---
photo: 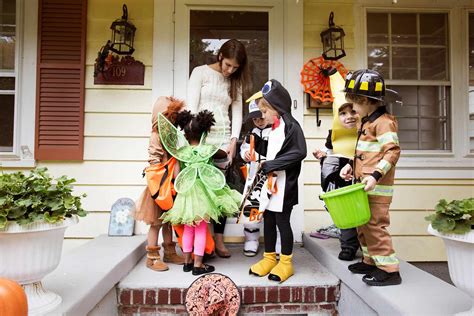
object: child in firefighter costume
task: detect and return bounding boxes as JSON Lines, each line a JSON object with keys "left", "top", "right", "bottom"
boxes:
{"left": 158, "top": 109, "right": 241, "bottom": 275}
{"left": 133, "top": 97, "right": 185, "bottom": 271}
{"left": 247, "top": 80, "right": 307, "bottom": 283}
{"left": 340, "top": 69, "right": 402, "bottom": 286}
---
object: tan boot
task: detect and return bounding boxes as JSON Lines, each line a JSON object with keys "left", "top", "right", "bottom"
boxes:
{"left": 146, "top": 246, "right": 169, "bottom": 271}
{"left": 162, "top": 242, "right": 185, "bottom": 265}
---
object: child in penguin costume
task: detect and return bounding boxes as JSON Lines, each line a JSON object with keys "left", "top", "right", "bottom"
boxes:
{"left": 246, "top": 79, "right": 307, "bottom": 283}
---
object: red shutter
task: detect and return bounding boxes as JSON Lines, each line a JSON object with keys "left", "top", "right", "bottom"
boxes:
{"left": 35, "top": 0, "right": 87, "bottom": 160}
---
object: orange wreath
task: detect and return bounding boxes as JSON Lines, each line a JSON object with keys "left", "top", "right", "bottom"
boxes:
{"left": 300, "top": 56, "right": 348, "bottom": 103}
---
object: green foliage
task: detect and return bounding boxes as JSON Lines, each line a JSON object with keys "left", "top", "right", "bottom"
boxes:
{"left": 425, "top": 198, "right": 474, "bottom": 234}
{"left": 0, "top": 168, "right": 87, "bottom": 229}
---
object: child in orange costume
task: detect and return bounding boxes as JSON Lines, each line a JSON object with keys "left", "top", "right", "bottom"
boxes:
{"left": 134, "top": 97, "right": 186, "bottom": 271}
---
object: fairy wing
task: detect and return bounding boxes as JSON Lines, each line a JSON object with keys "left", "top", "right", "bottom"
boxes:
{"left": 198, "top": 108, "right": 226, "bottom": 159}
{"left": 198, "top": 163, "right": 226, "bottom": 191}
{"left": 157, "top": 113, "right": 194, "bottom": 163}
{"left": 174, "top": 165, "right": 198, "bottom": 193}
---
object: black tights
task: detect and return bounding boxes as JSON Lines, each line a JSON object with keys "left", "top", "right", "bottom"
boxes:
{"left": 264, "top": 206, "right": 293, "bottom": 255}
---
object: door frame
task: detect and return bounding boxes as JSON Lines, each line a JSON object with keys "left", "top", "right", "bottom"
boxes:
{"left": 152, "top": 0, "right": 305, "bottom": 241}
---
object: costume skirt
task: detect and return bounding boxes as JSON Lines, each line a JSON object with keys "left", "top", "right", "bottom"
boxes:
{"left": 160, "top": 179, "right": 241, "bottom": 226}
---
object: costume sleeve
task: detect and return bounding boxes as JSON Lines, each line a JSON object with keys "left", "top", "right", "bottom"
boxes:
{"left": 240, "top": 135, "right": 250, "bottom": 160}
{"left": 230, "top": 86, "right": 243, "bottom": 139}
{"left": 373, "top": 118, "right": 400, "bottom": 179}
{"left": 325, "top": 130, "right": 333, "bottom": 150}
{"left": 251, "top": 132, "right": 268, "bottom": 157}
{"left": 187, "top": 66, "right": 202, "bottom": 113}
{"left": 262, "top": 120, "right": 307, "bottom": 173}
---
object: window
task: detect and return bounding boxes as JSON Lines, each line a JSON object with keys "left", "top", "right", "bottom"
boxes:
{"left": 0, "top": 0, "right": 16, "bottom": 153}
{"left": 366, "top": 12, "right": 450, "bottom": 150}
{"left": 469, "top": 12, "right": 474, "bottom": 153}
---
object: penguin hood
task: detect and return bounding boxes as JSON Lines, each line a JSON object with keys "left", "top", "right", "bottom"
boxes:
{"left": 263, "top": 79, "right": 292, "bottom": 115}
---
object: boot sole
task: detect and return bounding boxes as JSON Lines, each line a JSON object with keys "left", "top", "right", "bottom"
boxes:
{"left": 243, "top": 250, "right": 258, "bottom": 257}
{"left": 249, "top": 269, "right": 266, "bottom": 277}
{"left": 147, "top": 265, "right": 169, "bottom": 272}
{"left": 363, "top": 277, "right": 402, "bottom": 286}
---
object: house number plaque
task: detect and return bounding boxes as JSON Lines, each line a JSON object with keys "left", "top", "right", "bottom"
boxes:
{"left": 94, "top": 55, "right": 145, "bottom": 85}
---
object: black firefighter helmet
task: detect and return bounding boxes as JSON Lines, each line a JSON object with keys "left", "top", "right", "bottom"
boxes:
{"left": 343, "top": 69, "right": 385, "bottom": 101}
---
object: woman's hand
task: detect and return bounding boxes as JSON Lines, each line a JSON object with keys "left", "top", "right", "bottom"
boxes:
{"left": 339, "top": 164, "right": 353, "bottom": 181}
{"left": 361, "top": 176, "right": 377, "bottom": 192}
{"left": 226, "top": 138, "right": 237, "bottom": 165}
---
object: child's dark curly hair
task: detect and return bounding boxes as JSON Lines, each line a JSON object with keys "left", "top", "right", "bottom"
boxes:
{"left": 175, "top": 110, "right": 216, "bottom": 142}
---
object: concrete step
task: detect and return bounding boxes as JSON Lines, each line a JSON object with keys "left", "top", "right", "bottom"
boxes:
{"left": 303, "top": 233, "right": 473, "bottom": 316}
{"left": 117, "top": 245, "right": 340, "bottom": 315}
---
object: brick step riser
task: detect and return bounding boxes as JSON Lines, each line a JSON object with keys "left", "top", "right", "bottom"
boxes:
{"left": 118, "top": 285, "right": 339, "bottom": 315}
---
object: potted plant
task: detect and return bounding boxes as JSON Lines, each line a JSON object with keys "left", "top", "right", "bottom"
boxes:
{"left": 426, "top": 198, "right": 474, "bottom": 315}
{"left": 0, "top": 168, "right": 87, "bottom": 315}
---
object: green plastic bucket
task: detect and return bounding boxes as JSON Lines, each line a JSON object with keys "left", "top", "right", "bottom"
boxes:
{"left": 320, "top": 183, "right": 371, "bottom": 229}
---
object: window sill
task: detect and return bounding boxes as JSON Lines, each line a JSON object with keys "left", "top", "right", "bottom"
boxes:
{"left": 0, "top": 159, "right": 36, "bottom": 168}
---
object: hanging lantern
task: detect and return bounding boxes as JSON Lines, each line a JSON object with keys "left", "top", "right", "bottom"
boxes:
{"left": 110, "top": 4, "right": 136, "bottom": 55}
{"left": 320, "top": 12, "right": 346, "bottom": 60}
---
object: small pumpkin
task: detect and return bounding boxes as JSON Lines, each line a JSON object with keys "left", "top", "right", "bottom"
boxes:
{"left": 0, "top": 278, "right": 28, "bottom": 316}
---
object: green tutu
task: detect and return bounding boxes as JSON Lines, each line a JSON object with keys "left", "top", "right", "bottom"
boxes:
{"left": 161, "top": 179, "right": 241, "bottom": 226}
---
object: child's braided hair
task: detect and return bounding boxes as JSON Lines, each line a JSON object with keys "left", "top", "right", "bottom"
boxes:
{"left": 175, "top": 110, "right": 216, "bottom": 142}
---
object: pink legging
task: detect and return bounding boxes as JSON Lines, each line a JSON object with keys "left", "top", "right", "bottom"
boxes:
{"left": 182, "top": 221, "right": 207, "bottom": 256}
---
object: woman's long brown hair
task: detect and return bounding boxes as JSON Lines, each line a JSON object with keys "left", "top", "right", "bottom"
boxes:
{"left": 217, "top": 39, "right": 250, "bottom": 101}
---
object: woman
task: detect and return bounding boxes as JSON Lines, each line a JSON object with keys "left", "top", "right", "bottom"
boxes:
{"left": 187, "top": 39, "right": 249, "bottom": 258}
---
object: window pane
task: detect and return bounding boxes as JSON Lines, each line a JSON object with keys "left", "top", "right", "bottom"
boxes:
{"left": 0, "top": 0, "right": 15, "bottom": 70}
{"left": 420, "top": 48, "right": 447, "bottom": 80}
{"left": 367, "top": 46, "right": 389, "bottom": 78}
{"left": 0, "top": 94, "right": 14, "bottom": 152}
{"left": 391, "top": 13, "right": 417, "bottom": 45}
{"left": 392, "top": 47, "right": 417, "bottom": 80}
{"left": 0, "top": 76, "right": 15, "bottom": 90}
{"left": 388, "top": 85, "right": 450, "bottom": 150}
{"left": 367, "top": 13, "right": 388, "bottom": 44}
{"left": 420, "top": 13, "right": 447, "bottom": 45}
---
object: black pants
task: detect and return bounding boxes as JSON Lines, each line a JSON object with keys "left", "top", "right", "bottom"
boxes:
{"left": 263, "top": 206, "right": 293, "bottom": 255}
{"left": 213, "top": 216, "right": 226, "bottom": 234}
{"left": 340, "top": 228, "right": 359, "bottom": 252}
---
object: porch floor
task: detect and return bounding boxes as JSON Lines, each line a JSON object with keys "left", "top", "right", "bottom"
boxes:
{"left": 118, "top": 245, "right": 340, "bottom": 315}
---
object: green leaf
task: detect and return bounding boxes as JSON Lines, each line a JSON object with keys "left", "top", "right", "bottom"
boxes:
{"left": 0, "top": 216, "right": 6, "bottom": 229}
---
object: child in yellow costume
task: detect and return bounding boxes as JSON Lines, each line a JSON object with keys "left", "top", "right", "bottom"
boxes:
{"left": 312, "top": 71, "right": 360, "bottom": 261}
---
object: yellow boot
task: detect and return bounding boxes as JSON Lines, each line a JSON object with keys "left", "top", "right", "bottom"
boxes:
{"left": 249, "top": 252, "right": 277, "bottom": 277}
{"left": 268, "top": 254, "right": 293, "bottom": 283}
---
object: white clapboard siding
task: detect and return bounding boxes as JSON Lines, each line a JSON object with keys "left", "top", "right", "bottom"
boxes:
{"left": 85, "top": 89, "right": 153, "bottom": 113}
{"left": 84, "top": 137, "right": 149, "bottom": 161}
{"left": 73, "top": 185, "right": 145, "bottom": 212}
{"left": 84, "top": 113, "right": 150, "bottom": 137}
{"left": 39, "top": 161, "right": 147, "bottom": 185}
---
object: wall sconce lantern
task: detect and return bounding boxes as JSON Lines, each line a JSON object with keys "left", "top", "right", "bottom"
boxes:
{"left": 320, "top": 12, "right": 346, "bottom": 60}
{"left": 110, "top": 4, "right": 136, "bottom": 55}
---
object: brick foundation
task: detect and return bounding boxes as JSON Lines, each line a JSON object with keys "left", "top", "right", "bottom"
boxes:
{"left": 118, "top": 285, "right": 339, "bottom": 315}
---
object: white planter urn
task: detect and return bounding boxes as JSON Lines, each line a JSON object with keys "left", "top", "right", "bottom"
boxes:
{"left": 428, "top": 224, "right": 474, "bottom": 316}
{"left": 0, "top": 216, "right": 78, "bottom": 316}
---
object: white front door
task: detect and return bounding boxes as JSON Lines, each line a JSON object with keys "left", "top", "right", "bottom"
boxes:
{"left": 153, "top": 0, "right": 304, "bottom": 241}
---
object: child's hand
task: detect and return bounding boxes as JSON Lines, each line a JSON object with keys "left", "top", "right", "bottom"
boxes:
{"left": 361, "top": 176, "right": 377, "bottom": 191}
{"left": 340, "top": 164, "right": 353, "bottom": 181}
{"left": 244, "top": 150, "right": 251, "bottom": 162}
{"left": 312, "top": 149, "right": 326, "bottom": 160}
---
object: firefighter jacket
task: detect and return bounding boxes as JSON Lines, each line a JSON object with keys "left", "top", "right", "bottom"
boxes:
{"left": 355, "top": 107, "right": 400, "bottom": 204}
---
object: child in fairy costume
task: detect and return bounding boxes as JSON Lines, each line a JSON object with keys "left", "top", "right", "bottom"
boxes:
{"left": 158, "top": 109, "right": 241, "bottom": 275}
